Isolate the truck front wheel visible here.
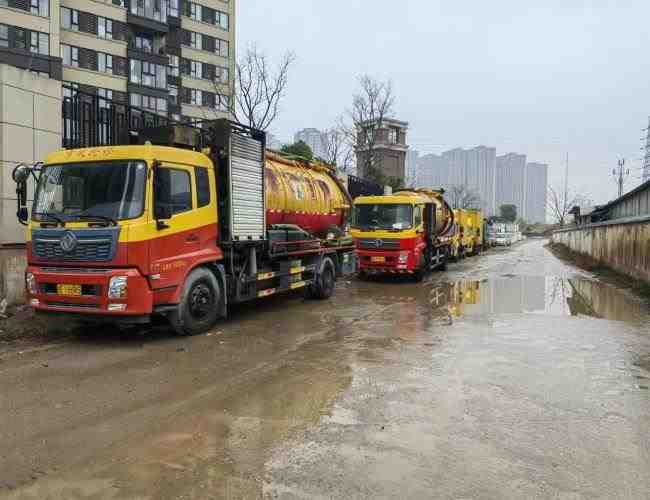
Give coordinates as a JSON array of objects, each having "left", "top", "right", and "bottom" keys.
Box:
[
  {"left": 169, "top": 267, "right": 221, "bottom": 336},
  {"left": 308, "top": 256, "right": 336, "bottom": 299}
]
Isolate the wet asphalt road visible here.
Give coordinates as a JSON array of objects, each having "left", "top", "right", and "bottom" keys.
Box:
[{"left": 2, "top": 239, "right": 650, "bottom": 499}]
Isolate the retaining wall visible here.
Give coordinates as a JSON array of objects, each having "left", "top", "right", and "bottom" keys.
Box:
[
  {"left": 551, "top": 215, "right": 650, "bottom": 283},
  {"left": 0, "top": 248, "right": 26, "bottom": 306}
]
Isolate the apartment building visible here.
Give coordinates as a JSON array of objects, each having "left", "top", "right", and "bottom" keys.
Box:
[
  {"left": 0, "top": 0, "right": 235, "bottom": 244},
  {"left": 525, "top": 162, "right": 548, "bottom": 223},
  {"left": 496, "top": 153, "right": 527, "bottom": 219},
  {"left": 294, "top": 128, "right": 326, "bottom": 159},
  {"left": 0, "top": 0, "right": 235, "bottom": 121}
]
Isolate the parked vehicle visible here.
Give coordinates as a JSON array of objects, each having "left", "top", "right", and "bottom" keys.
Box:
[
  {"left": 486, "top": 220, "right": 520, "bottom": 246},
  {"left": 351, "top": 189, "right": 454, "bottom": 280},
  {"left": 12, "top": 120, "right": 356, "bottom": 335},
  {"left": 450, "top": 208, "right": 485, "bottom": 259}
]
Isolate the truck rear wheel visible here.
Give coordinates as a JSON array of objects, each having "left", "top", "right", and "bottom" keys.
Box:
[
  {"left": 307, "top": 256, "right": 336, "bottom": 299},
  {"left": 169, "top": 267, "right": 221, "bottom": 336}
]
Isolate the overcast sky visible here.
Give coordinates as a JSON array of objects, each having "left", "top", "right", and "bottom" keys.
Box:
[{"left": 238, "top": 1, "right": 650, "bottom": 204}]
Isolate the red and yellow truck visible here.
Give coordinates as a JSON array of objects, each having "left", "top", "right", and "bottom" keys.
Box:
[
  {"left": 351, "top": 189, "right": 454, "bottom": 280},
  {"left": 12, "top": 120, "right": 356, "bottom": 335}
]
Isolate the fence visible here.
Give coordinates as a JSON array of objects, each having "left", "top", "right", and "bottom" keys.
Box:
[{"left": 62, "top": 84, "right": 173, "bottom": 149}]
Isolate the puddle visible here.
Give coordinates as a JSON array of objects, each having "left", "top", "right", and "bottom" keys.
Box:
[{"left": 426, "top": 276, "right": 650, "bottom": 324}]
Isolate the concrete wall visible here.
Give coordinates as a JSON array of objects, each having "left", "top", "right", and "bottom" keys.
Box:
[
  {"left": 0, "top": 248, "right": 27, "bottom": 306},
  {"left": 1, "top": 64, "right": 62, "bottom": 245},
  {"left": 551, "top": 216, "right": 650, "bottom": 283}
]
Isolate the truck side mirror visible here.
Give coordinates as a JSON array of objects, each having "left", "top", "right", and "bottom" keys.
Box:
[{"left": 17, "top": 207, "right": 29, "bottom": 225}]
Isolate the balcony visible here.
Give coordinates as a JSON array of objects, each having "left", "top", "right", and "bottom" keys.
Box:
[{"left": 128, "top": 0, "right": 169, "bottom": 33}]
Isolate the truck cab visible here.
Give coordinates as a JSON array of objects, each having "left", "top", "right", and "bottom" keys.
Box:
[
  {"left": 24, "top": 145, "right": 221, "bottom": 324},
  {"left": 351, "top": 190, "right": 453, "bottom": 280}
]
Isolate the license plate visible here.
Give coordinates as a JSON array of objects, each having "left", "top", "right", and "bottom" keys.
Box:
[
  {"left": 57, "top": 284, "right": 82, "bottom": 296},
  {"left": 371, "top": 256, "right": 385, "bottom": 263}
]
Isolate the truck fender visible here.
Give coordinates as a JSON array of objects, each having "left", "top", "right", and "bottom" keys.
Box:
[{"left": 206, "top": 262, "right": 228, "bottom": 319}]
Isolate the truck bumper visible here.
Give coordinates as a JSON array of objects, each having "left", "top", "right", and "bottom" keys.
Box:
[
  {"left": 357, "top": 250, "right": 414, "bottom": 273},
  {"left": 25, "top": 266, "right": 153, "bottom": 317}
]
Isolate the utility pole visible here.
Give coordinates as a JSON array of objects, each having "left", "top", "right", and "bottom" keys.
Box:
[{"left": 612, "top": 158, "right": 629, "bottom": 198}]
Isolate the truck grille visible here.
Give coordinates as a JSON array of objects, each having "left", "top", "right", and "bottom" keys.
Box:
[
  {"left": 357, "top": 238, "right": 401, "bottom": 250},
  {"left": 32, "top": 228, "right": 120, "bottom": 262}
]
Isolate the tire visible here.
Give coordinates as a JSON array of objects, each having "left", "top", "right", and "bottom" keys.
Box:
[
  {"left": 308, "top": 256, "right": 336, "bottom": 299},
  {"left": 169, "top": 267, "right": 221, "bottom": 336},
  {"left": 357, "top": 269, "right": 369, "bottom": 281}
]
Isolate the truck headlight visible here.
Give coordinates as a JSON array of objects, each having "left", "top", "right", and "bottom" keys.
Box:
[
  {"left": 25, "top": 272, "right": 37, "bottom": 295},
  {"left": 108, "top": 276, "right": 128, "bottom": 299},
  {"left": 398, "top": 251, "right": 409, "bottom": 263}
]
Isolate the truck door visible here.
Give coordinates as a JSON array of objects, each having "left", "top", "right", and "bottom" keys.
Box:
[{"left": 150, "top": 163, "right": 200, "bottom": 292}]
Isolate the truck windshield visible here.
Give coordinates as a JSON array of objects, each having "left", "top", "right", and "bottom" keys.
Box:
[
  {"left": 32, "top": 161, "right": 147, "bottom": 222},
  {"left": 353, "top": 204, "right": 413, "bottom": 230}
]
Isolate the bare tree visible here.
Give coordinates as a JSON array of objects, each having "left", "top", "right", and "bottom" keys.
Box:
[
  {"left": 231, "top": 44, "right": 296, "bottom": 131},
  {"left": 547, "top": 184, "right": 588, "bottom": 226},
  {"left": 321, "top": 121, "right": 355, "bottom": 173},
  {"left": 447, "top": 184, "right": 482, "bottom": 210},
  {"left": 348, "top": 75, "right": 395, "bottom": 183}
]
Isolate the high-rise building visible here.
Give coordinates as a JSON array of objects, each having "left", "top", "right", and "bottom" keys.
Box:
[
  {"left": 416, "top": 153, "right": 447, "bottom": 189},
  {"left": 266, "top": 132, "right": 283, "bottom": 151},
  {"left": 294, "top": 128, "right": 327, "bottom": 159},
  {"left": 0, "top": 0, "right": 234, "bottom": 121},
  {"left": 496, "top": 153, "right": 527, "bottom": 219},
  {"left": 463, "top": 146, "right": 496, "bottom": 216},
  {"left": 420, "top": 146, "right": 496, "bottom": 215},
  {"left": 356, "top": 118, "right": 409, "bottom": 183},
  {"left": 525, "top": 162, "right": 548, "bottom": 223},
  {"left": 0, "top": 0, "right": 235, "bottom": 244}
]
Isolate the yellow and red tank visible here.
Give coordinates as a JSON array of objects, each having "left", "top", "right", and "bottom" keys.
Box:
[{"left": 264, "top": 152, "right": 352, "bottom": 235}]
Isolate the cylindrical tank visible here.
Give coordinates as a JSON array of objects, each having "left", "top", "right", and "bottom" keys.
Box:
[
  {"left": 264, "top": 152, "right": 352, "bottom": 235},
  {"left": 394, "top": 189, "right": 455, "bottom": 237}
]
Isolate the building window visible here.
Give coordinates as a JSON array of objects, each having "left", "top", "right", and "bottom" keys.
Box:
[
  {"left": 215, "top": 66, "right": 229, "bottom": 84},
  {"left": 168, "top": 54, "right": 179, "bottom": 77},
  {"left": 13, "top": 27, "right": 26, "bottom": 50},
  {"left": 30, "top": 32, "right": 48, "bottom": 55},
  {"left": 98, "top": 53, "right": 113, "bottom": 74},
  {"left": 61, "top": 7, "right": 79, "bottom": 31},
  {"left": 216, "top": 39, "right": 228, "bottom": 58},
  {"left": 61, "top": 44, "right": 79, "bottom": 67},
  {"left": 130, "top": 59, "right": 166, "bottom": 89},
  {"left": 190, "top": 31, "right": 202, "bottom": 50},
  {"left": 190, "top": 88, "right": 202, "bottom": 105},
  {"left": 216, "top": 10, "right": 229, "bottom": 30},
  {"left": 215, "top": 94, "right": 229, "bottom": 112},
  {"left": 168, "top": 84, "right": 178, "bottom": 104},
  {"left": 135, "top": 33, "right": 153, "bottom": 52},
  {"left": 30, "top": 0, "right": 49, "bottom": 17},
  {"left": 190, "top": 60, "right": 202, "bottom": 79},
  {"left": 131, "top": 0, "right": 167, "bottom": 23},
  {"left": 131, "top": 93, "right": 167, "bottom": 115},
  {"left": 388, "top": 127, "right": 398, "bottom": 144},
  {"left": 190, "top": 2, "right": 201, "bottom": 21},
  {"left": 98, "top": 17, "right": 113, "bottom": 39},
  {"left": 169, "top": 0, "right": 179, "bottom": 17},
  {"left": 0, "top": 25, "right": 8, "bottom": 48}
]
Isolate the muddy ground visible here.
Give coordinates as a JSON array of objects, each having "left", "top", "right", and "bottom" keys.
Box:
[{"left": 1, "top": 238, "right": 649, "bottom": 499}]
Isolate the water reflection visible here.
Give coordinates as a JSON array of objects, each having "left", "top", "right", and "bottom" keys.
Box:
[{"left": 426, "top": 276, "right": 650, "bottom": 324}]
